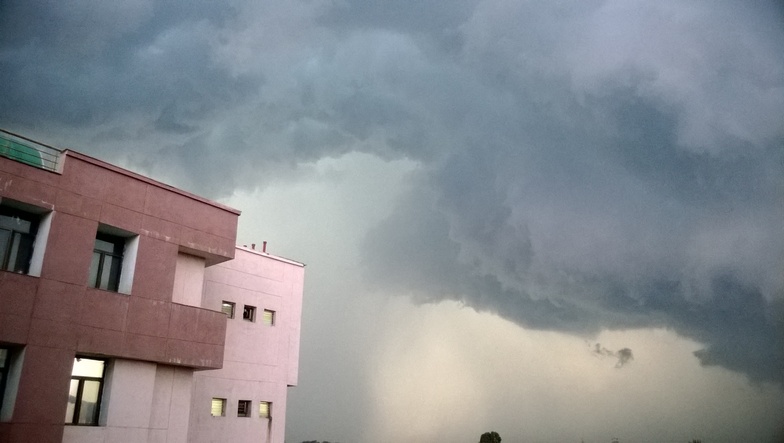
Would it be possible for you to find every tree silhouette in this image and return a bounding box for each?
[479,431,502,443]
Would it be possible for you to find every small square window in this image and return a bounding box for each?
[259,401,271,419]
[221,301,235,318]
[262,309,275,326]
[211,398,226,417]
[237,400,251,417]
[243,305,256,322]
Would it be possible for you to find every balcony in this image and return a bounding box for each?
[0,129,61,172]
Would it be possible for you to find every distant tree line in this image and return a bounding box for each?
[479,431,501,443]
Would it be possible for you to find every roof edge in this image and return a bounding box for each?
[236,245,306,267]
[64,150,241,216]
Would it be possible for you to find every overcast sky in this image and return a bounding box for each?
[2,1,784,441]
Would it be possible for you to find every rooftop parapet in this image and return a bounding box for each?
[0,128,61,172]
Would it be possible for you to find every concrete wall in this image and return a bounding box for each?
[62,360,194,443]
[0,148,240,443]
[172,253,206,307]
[189,247,305,443]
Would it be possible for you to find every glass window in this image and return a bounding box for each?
[259,401,271,418]
[211,398,226,417]
[221,301,235,318]
[262,309,275,326]
[237,400,251,417]
[0,206,39,274]
[243,305,256,322]
[65,357,105,425]
[0,348,8,416]
[88,233,124,291]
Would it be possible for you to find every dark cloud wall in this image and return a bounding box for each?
[2,0,783,384]
[354,1,784,384]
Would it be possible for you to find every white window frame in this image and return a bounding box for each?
[65,357,106,426]
[89,224,138,295]
[0,199,51,277]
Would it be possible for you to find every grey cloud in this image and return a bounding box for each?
[361,65,784,382]
[0,0,253,129]
[380,2,783,385]
[591,344,634,368]
[615,348,633,368]
[2,0,783,386]
[316,0,480,36]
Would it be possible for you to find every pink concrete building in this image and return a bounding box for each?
[190,246,304,443]
[0,130,304,443]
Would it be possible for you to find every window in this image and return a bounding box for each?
[237,400,251,417]
[243,305,256,322]
[0,205,39,274]
[0,348,9,417]
[0,346,23,422]
[221,301,235,318]
[259,401,271,419]
[88,233,124,291]
[262,309,275,326]
[211,398,226,417]
[65,357,105,425]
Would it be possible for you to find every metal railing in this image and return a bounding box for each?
[0,129,62,172]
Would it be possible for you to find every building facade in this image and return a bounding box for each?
[190,246,304,443]
[0,130,303,443]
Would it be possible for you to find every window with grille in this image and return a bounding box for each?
[243,305,256,322]
[211,398,226,417]
[65,357,105,425]
[259,401,271,419]
[221,301,235,318]
[237,400,251,417]
[262,309,275,326]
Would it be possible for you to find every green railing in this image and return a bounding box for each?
[0,129,61,172]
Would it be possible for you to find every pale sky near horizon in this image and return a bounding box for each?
[2,1,783,441]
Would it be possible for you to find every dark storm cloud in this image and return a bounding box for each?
[317,0,477,31]
[591,344,633,368]
[615,348,633,368]
[0,1,253,128]
[359,1,784,384]
[2,0,783,384]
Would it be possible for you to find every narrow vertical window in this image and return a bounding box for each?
[221,301,235,318]
[259,401,271,419]
[237,400,251,417]
[88,233,124,291]
[242,305,256,322]
[0,348,9,417]
[0,346,23,421]
[262,309,275,326]
[0,205,39,274]
[211,398,226,417]
[65,357,105,425]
